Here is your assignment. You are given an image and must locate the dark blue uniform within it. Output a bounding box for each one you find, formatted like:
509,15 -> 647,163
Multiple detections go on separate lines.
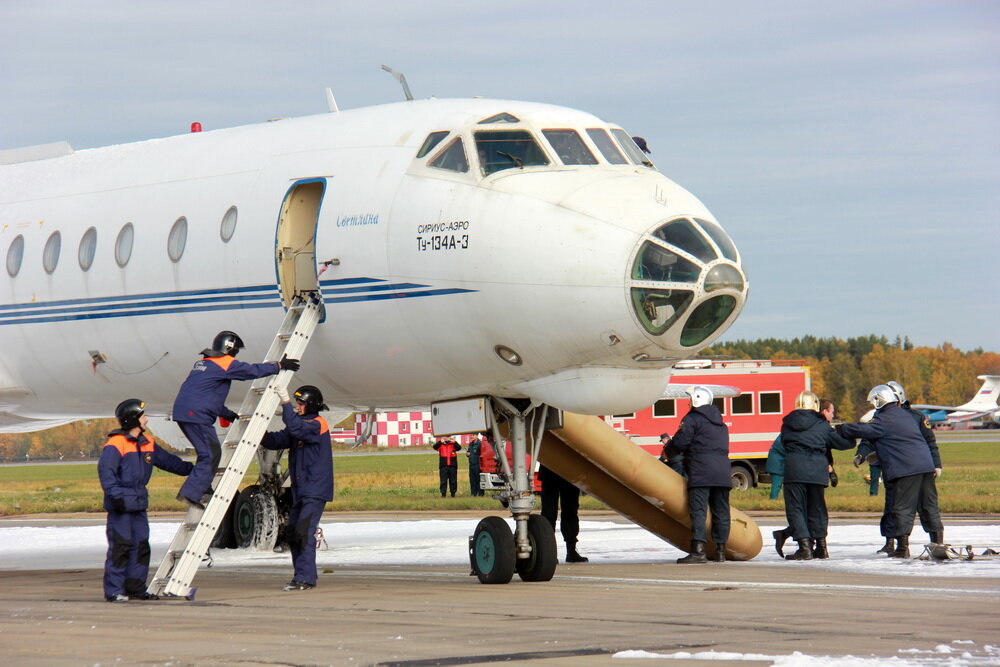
466,438 -> 483,496
173,354 -> 279,503
839,403 -> 942,540
780,409 -> 854,541
667,405 -> 731,544
261,403 -> 332,586
98,430 -> 192,598
539,463 -> 583,551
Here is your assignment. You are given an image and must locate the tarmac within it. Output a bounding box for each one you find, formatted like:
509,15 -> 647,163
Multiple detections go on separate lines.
1,513 -> 998,666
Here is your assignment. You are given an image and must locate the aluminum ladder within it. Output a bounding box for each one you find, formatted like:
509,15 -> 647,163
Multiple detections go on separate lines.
147,292 -> 324,598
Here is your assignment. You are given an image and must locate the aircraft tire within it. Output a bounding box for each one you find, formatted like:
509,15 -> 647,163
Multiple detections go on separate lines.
211,493 -> 239,549
516,514 -> 557,582
234,485 -> 280,550
471,516 -> 515,584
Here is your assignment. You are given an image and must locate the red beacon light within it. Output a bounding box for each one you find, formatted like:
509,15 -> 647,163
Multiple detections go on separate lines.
190,122 -> 202,133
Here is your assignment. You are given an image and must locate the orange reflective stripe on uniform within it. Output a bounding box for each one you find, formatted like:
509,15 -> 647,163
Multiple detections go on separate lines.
314,416 -> 330,435
105,433 -> 154,456
207,355 -> 235,371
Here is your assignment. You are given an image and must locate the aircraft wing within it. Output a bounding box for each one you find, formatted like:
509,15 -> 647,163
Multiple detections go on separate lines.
661,384 -> 741,399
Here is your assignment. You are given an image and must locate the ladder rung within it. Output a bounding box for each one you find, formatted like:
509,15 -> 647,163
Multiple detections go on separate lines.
251,387 -> 266,394
278,333 -> 292,341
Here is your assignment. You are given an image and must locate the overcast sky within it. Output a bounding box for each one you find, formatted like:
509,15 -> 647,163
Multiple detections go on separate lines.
2,1 -> 997,351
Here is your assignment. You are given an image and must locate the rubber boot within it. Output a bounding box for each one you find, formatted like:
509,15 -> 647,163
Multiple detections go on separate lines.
877,537 -> 895,555
772,527 -> 791,558
712,542 -> 726,563
566,542 -> 589,563
929,530 -> 944,545
813,537 -> 829,559
889,535 -> 910,558
786,539 -> 814,560
676,540 -> 707,564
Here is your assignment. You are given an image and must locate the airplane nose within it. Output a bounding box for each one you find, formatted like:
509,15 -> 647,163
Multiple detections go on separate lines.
629,216 -> 747,349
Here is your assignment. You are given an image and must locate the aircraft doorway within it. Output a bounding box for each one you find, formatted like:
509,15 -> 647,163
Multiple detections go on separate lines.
275,179 -> 325,308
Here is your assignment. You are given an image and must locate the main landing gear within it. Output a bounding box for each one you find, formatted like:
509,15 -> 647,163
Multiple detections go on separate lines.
467,399 -> 559,584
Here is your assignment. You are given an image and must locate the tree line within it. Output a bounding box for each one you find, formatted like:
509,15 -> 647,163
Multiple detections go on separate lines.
703,335 -> 1000,418
0,419 -> 179,463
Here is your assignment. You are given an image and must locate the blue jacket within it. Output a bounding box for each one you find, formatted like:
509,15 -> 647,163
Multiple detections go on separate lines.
98,430 -> 193,512
261,403 -> 333,502
839,403 -> 935,482
467,439 -> 481,466
903,401 -> 942,468
781,409 -> 854,485
172,355 -> 279,424
765,435 -> 785,476
667,404 -> 731,488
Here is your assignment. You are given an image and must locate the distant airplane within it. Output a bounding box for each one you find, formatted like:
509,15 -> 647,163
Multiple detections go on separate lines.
1,91 -> 757,581
913,375 -> 1000,428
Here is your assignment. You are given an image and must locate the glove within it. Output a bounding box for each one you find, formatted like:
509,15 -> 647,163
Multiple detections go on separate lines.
853,454 -> 864,468
829,469 -> 839,487
219,417 -> 231,428
113,497 -> 126,514
934,468 -> 942,479
276,386 -> 290,403
278,355 -> 300,372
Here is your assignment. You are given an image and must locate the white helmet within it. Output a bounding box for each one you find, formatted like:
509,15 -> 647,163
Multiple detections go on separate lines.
886,380 -> 907,404
794,390 -> 820,412
868,384 -> 899,409
686,385 -> 713,408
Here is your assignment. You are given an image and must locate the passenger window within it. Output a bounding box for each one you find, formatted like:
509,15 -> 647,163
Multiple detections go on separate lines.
542,129 -> 598,165
78,227 -> 97,271
731,394 -> 753,415
712,397 -> 726,415
6,234 -> 25,277
168,216 -> 187,262
477,112 -> 520,124
43,231 -> 61,274
115,222 -> 134,268
586,128 -> 627,164
429,138 -> 469,173
611,128 -> 653,166
760,392 -> 782,414
220,206 -> 238,242
474,130 -> 550,175
653,399 -> 676,417
416,131 -> 449,158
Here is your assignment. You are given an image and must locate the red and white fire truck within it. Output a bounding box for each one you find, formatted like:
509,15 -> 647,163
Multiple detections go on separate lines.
335,359 -> 810,491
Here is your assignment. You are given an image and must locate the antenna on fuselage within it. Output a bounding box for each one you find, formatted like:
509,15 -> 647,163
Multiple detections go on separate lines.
325,87 -> 339,113
381,65 -> 414,101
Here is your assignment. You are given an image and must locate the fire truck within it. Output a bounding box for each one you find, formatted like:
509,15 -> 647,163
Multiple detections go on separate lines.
604,360 -> 810,490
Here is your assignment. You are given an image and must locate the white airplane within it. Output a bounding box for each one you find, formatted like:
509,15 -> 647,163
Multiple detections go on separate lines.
913,375 -> 1000,428
1,89 -> 754,581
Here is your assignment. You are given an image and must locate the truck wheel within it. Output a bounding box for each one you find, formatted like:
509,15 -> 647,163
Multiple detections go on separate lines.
730,465 -> 753,491
516,514 -> 557,582
470,516 -> 515,584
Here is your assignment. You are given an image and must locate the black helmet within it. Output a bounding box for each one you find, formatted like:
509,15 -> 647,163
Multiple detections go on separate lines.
203,330 -> 244,357
292,385 -> 327,413
115,399 -> 146,430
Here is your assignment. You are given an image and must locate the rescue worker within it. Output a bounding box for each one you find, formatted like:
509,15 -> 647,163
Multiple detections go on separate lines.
658,432 -> 684,476
840,384 -> 944,558
466,433 -> 483,496
260,385 -> 333,591
667,386 -> 731,563
433,436 -> 462,497
539,464 -> 589,563
172,330 -> 299,508
98,399 -> 193,601
779,392 -> 854,560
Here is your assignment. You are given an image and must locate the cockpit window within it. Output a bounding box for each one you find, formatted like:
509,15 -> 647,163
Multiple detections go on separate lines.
417,131 -> 450,158
653,219 -> 717,263
586,128 -> 628,164
541,129 -> 598,165
611,128 -> 653,167
694,218 -> 739,262
429,137 -> 469,172
474,130 -> 550,175
631,288 -> 694,335
632,242 -> 701,283
478,112 -> 520,124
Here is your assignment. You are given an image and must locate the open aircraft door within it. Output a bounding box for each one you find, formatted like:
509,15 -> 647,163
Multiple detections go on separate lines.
275,179 -> 325,308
